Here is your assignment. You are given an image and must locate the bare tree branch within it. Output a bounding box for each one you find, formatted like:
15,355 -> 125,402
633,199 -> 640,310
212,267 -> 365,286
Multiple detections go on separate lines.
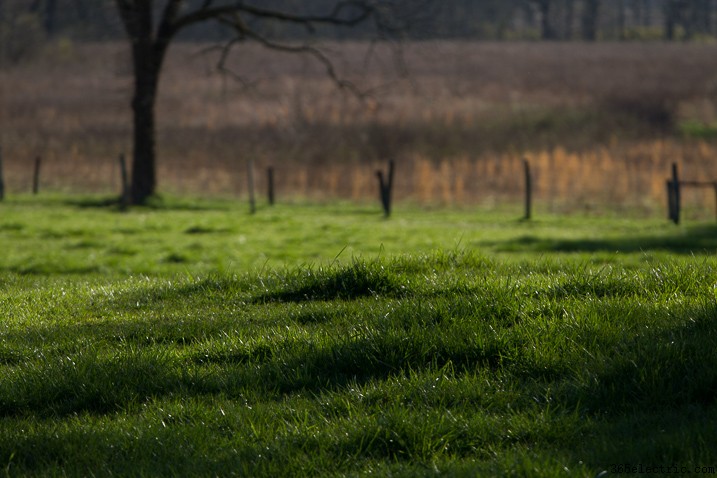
157,0 -> 183,42
168,1 -> 376,38
216,13 -> 370,99
113,0 -> 427,203
196,38 -> 261,91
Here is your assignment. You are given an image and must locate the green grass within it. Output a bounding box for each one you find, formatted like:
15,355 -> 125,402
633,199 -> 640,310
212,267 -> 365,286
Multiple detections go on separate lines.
680,120 -> 717,140
0,196 -> 716,476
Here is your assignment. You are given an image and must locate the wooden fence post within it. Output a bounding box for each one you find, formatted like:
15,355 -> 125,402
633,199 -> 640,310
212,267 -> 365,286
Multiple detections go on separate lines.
0,146 -> 5,201
267,167 -> 275,206
119,153 -> 130,209
666,180 -> 674,222
247,160 -> 256,214
668,162 -> 680,225
523,158 -> 532,220
32,156 -> 41,195
376,160 -> 395,218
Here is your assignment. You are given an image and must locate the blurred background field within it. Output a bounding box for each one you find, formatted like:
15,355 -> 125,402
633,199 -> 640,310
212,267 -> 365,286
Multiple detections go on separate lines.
4,40 -> 717,218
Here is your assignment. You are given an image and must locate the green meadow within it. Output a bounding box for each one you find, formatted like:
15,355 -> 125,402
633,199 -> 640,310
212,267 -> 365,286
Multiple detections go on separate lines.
1,196 -> 716,476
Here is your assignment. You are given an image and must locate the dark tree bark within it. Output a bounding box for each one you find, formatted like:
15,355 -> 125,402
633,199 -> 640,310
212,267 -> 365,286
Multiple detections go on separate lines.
43,0 -> 57,36
129,30 -> 161,205
633,0 -> 648,27
73,0 -> 89,22
641,0 -> 652,27
564,0 -> 575,40
664,0 -> 686,40
531,0 -> 556,40
115,1 -> 176,204
692,0 -> 712,35
114,0 -> 411,205
26,0 -> 58,36
581,0 -> 600,41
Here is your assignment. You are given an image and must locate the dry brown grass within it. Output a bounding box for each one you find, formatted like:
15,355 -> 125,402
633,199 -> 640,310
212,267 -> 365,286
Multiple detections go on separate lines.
3,41 -> 717,214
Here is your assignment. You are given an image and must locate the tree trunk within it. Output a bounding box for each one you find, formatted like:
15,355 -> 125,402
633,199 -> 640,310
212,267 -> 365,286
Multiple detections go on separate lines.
126,3 -> 164,205
642,0 -> 652,27
581,0 -> 600,41
116,1 -> 181,205
538,0 -> 556,39
564,0 -> 575,40
693,0 -> 712,35
665,0 -> 679,40
43,0 -> 57,36
131,66 -> 159,205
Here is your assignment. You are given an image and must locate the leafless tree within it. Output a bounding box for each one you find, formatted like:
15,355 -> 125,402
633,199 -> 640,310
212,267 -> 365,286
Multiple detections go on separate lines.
114,0 -> 425,205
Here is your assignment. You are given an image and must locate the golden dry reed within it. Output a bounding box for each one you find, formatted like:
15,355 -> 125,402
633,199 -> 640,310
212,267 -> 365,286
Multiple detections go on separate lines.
363,140 -> 717,214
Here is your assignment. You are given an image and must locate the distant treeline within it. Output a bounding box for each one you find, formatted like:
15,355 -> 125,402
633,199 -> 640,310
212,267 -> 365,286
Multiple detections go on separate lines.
0,0 -> 714,43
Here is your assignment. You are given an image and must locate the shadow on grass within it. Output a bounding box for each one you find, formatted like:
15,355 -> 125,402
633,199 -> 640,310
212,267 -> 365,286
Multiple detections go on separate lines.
584,303 -> 717,412
0,350 -> 180,417
253,261 -> 404,303
64,195 -> 232,212
567,303 -> 717,469
1,281 -> 717,477
487,224 -> 717,254
5,263 -> 104,275
64,196 -> 124,209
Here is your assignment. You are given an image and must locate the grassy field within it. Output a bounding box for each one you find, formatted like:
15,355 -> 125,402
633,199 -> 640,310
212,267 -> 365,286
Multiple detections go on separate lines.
1,196 -> 716,476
